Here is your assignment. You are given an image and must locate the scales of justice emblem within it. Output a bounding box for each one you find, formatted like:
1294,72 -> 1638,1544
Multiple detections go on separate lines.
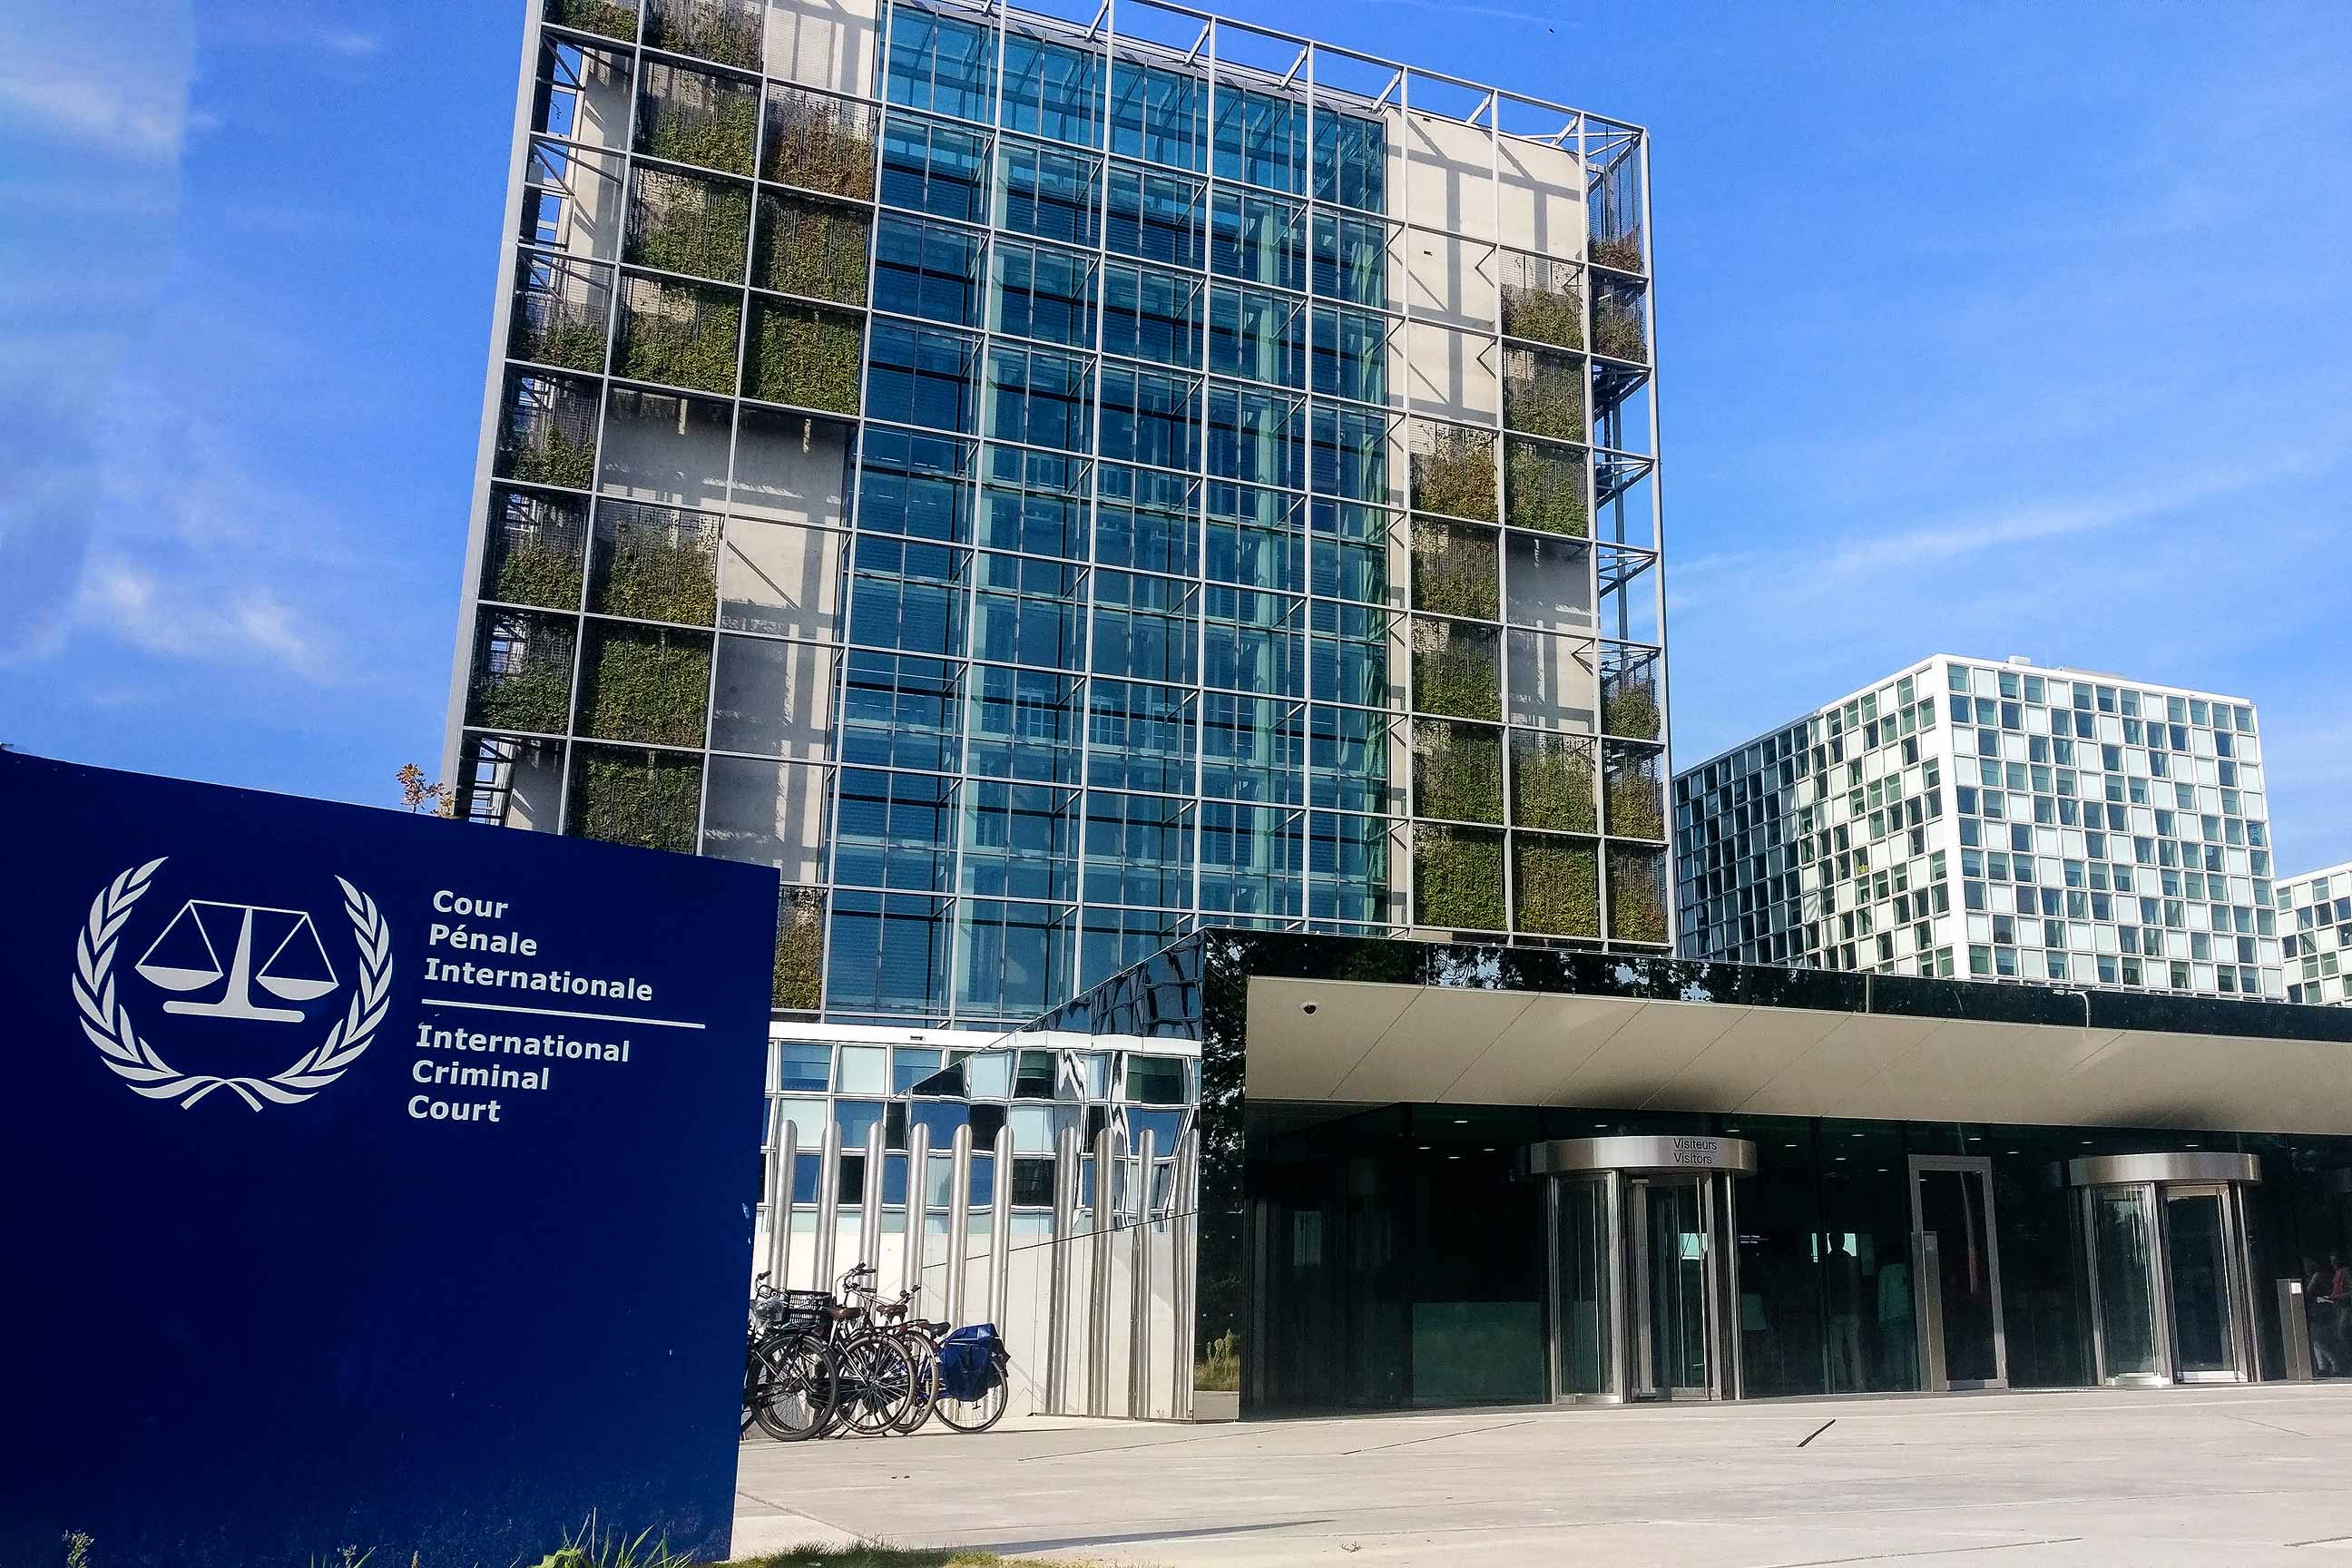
71,858 -> 396,1109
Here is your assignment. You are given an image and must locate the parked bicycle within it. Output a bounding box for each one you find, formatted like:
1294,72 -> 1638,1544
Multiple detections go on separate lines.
742,1264 -> 1010,1439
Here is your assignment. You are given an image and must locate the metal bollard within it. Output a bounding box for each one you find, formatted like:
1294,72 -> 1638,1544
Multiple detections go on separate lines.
2280,1279 -> 2316,1382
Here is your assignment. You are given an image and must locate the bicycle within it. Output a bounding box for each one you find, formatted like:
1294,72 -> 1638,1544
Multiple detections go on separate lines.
819,1263 -> 917,1437
928,1321 -> 1011,1433
743,1271 -> 837,1442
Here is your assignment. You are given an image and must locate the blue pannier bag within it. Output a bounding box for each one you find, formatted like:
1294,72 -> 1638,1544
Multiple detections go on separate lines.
937,1323 -> 1004,1401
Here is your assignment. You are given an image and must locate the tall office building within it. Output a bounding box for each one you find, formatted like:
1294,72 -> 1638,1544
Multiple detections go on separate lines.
1674,655 -> 2283,999
2278,861 -> 2352,1005
444,0 -> 1671,1028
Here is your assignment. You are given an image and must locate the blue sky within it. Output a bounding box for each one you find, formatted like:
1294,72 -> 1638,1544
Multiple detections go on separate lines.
4,0 -> 2347,871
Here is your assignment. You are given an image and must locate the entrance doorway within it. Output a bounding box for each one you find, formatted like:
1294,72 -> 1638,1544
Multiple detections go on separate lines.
1534,1135 -> 1754,1403
1907,1155 -> 2009,1389
2070,1153 -> 2261,1386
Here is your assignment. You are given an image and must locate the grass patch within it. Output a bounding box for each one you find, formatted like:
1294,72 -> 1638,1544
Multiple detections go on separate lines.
730,1550 -> 1124,1567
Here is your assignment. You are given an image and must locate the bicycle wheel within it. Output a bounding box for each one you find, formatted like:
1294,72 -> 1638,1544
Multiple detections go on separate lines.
933,1357 -> 1010,1433
751,1328 -> 837,1442
834,1332 -> 916,1436
889,1332 -> 940,1435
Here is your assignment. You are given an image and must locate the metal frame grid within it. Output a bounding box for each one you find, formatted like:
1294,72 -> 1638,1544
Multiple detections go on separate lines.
443,0 -> 1673,1029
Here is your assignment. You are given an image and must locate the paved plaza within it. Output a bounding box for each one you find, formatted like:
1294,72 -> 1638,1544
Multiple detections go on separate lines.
735,1383 -> 2352,1566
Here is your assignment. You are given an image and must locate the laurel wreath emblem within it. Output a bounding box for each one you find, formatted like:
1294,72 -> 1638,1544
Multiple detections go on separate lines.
72,858 -> 394,1110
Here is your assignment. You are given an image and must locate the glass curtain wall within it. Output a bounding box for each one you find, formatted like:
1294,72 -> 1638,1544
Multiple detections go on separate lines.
458,0 -> 1665,1029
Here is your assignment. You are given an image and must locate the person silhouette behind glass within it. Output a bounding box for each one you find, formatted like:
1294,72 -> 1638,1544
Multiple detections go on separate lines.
1825,1233 -> 1864,1392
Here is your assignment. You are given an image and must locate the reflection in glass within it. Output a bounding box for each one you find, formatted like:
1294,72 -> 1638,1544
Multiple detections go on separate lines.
2094,1190 -> 2160,1378
1917,1167 -> 1999,1384
2166,1191 -> 2234,1376
1552,1176 -> 1611,1396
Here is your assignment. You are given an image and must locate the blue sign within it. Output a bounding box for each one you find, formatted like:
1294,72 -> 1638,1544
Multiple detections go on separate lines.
0,753 -> 777,1567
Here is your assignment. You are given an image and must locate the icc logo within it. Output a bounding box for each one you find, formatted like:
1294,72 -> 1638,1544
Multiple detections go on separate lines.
72,858 -> 395,1110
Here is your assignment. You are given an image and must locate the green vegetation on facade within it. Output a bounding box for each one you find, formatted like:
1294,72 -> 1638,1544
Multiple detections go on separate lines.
1411,518 -> 1498,621
747,302 -> 863,412
1409,426 -> 1496,522
1610,848 -> 1670,943
567,746 -> 702,854
1509,730 -> 1597,834
753,192 -> 871,304
1605,753 -> 1665,841
487,527 -> 583,610
1415,825 -> 1505,931
546,0 -> 637,44
1501,281 -> 1583,350
628,169 -> 751,282
1514,836 -> 1600,936
1504,352 -> 1585,443
619,281 -> 741,394
579,624 -> 712,748
1503,437 -> 1589,538
593,516 -> 717,623
773,886 -> 825,1011
498,422 -> 597,491
1592,302 -> 1648,364
1602,673 -> 1661,741
643,1 -> 760,70
510,305 -> 607,375
1194,1328 -> 1240,1392
638,79 -> 757,176
467,615 -> 575,735
1412,619 -> 1501,722
1414,720 -> 1503,823
1590,227 -> 1644,273
763,93 -> 877,200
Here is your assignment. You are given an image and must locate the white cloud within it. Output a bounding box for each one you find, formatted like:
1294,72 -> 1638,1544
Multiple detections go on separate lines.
316,28 -> 380,58
73,555 -> 338,682
0,2 -> 195,162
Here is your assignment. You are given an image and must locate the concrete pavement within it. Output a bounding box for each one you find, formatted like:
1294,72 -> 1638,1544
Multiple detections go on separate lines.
734,1383 -> 2352,1565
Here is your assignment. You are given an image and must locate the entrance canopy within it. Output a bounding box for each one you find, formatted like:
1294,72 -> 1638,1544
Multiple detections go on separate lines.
1235,944 -> 2352,1136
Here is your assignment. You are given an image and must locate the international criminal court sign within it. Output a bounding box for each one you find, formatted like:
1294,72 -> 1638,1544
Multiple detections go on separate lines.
0,753 -> 778,1566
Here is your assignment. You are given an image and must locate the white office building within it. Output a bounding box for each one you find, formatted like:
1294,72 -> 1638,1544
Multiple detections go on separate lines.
2279,861 -> 2352,1005
1674,655 -> 2283,999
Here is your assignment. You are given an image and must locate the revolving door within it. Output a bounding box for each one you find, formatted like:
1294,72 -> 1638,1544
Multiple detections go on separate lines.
2071,1153 -> 2262,1387
1534,1136 -> 1756,1403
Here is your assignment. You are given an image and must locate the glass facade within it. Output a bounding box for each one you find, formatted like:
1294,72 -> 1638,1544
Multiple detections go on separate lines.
2279,861 -> 2352,1005
449,0 -> 1670,1029
1675,657 -> 2282,1000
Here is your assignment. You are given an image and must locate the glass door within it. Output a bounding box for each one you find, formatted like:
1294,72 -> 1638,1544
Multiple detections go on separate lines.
2087,1184 -> 2165,1384
1546,1173 -> 1617,1400
1908,1156 -> 2009,1389
2161,1185 -> 2248,1383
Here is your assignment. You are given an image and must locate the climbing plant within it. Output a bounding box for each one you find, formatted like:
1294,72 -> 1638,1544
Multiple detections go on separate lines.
1412,720 -> 1503,823
1410,518 -> 1498,621
1592,301 -> 1648,364
1408,426 -> 1495,522
498,422 -> 596,491
773,884 -> 825,1011
1604,749 -> 1665,841
1504,437 -> 1588,539
487,525 -> 583,610
592,512 -> 717,623
763,88 -> 877,200
1602,671 -> 1661,741
1514,836 -> 1600,937
1504,349 -> 1585,443
546,0 -> 637,43
1590,226 -> 1644,273
578,623 -> 711,747
617,280 -> 740,394
1509,730 -> 1596,834
467,614 -> 575,735
1609,848 -> 1670,944
626,168 -> 750,282
746,301 -> 862,413
637,74 -> 757,176
568,746 -> 702,854
1415,825 -> 1505,932
1501,279 -> 1583,350
643,0 -> 760,69
753,191 -> 871,304
1411,618 -> 1500,722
